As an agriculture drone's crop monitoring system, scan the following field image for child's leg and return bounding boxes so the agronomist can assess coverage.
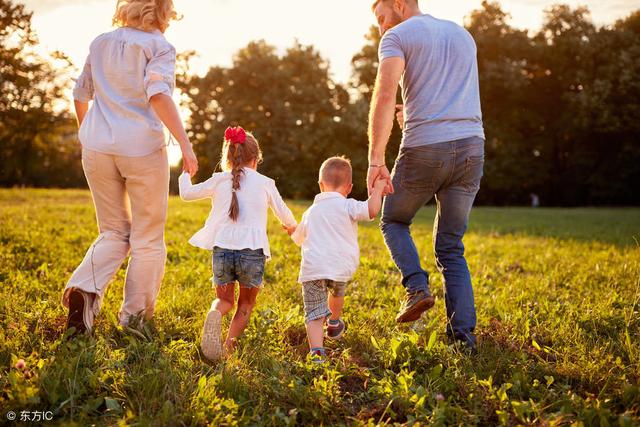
[326,282,347,340]
[211,283,235,315]
[328,295,344,321]
[225,286,260,351]
[305,318,325,349]
[202,282,235,361]
[328,281,347,320]
[302,280,332,352]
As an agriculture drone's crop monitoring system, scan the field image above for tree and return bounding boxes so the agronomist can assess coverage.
[0,0,82,187]
[466,1,541,204]
[178,40,356,198]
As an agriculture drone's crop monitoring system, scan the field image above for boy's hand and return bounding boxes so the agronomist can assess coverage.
[373,177,387,194]
[283,224,297,236]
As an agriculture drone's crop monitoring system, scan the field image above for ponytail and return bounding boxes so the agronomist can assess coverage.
[228,144,243,221]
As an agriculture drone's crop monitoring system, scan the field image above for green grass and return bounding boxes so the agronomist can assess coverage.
[1,188,639,426]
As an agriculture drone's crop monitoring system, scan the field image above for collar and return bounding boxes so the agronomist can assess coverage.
[313,192,346,203]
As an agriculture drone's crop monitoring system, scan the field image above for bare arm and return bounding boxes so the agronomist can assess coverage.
[149,93,198,176]
[74,100,89,127]
[367,178,387,219]
[367,57,405,194]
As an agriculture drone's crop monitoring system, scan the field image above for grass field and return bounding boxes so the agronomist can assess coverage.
[1,189,639,426]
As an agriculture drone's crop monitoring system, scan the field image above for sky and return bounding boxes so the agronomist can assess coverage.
[27,0,639,83]
[24,0,639,165]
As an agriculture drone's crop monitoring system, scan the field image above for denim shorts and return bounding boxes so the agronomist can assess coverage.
[212,247,266,288]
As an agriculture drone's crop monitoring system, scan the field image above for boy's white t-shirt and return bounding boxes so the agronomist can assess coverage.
[292,192,371,283]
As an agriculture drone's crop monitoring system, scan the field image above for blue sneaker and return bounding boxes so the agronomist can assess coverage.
[326,318,346,340]
[308,347,326,364]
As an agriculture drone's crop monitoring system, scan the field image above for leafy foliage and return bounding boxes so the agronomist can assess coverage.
[0,0,82,188]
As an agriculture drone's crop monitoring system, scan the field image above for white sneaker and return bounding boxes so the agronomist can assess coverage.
[201,310,223,361]
[66,289,95,335]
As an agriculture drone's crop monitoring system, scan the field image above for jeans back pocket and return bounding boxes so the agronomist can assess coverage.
[400,152,447,194]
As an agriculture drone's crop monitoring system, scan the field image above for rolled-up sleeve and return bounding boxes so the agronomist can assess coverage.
[144,43,176,100]
[73,55,94,102]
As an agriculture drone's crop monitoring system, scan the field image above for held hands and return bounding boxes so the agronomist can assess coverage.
[181,143,199,177]
[283,224,297,236]
[373,176,387,194]
[367,164,394,197]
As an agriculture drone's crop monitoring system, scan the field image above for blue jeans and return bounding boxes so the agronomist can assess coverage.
[381,136,484,345]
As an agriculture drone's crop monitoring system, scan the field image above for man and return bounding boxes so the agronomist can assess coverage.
[368,0,485,351]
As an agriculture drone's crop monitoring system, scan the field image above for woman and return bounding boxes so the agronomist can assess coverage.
[63,0,198,334]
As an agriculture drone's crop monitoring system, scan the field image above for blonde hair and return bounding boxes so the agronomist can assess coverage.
[112,0,179,32]
[319,156,352,189]
[220,131,263,221]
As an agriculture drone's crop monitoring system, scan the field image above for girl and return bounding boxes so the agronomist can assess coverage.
[64,0,198,335]
[179,126,296,360]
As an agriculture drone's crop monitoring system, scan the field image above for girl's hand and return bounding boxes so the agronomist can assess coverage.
[181,144,199,177]
[283,224,297,236]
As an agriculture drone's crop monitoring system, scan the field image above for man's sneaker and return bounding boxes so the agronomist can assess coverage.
[395,290,435,323]
[308,347,327,364]
[326,318,346,340]
[201,310,223,361]
[66,289,95,336]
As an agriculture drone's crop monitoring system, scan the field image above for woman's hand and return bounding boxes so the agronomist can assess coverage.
[181,143,198,177]
[74,100,89,128]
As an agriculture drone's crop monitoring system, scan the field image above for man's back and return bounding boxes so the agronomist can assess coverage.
[379,14,484,147]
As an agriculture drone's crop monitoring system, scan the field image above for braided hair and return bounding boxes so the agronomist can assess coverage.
[220,128,262,221]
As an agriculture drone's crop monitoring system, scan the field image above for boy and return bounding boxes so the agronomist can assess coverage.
[292,156,386,362]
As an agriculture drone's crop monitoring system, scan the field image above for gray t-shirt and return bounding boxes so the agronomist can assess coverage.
[379,14,484,147]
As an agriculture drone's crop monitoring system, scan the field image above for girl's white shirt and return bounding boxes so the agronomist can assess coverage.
[179,169,296,259]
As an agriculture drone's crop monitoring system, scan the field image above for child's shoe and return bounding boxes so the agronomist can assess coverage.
[326,318,346,340]
[308,347,327,364]
[201,310,223,361]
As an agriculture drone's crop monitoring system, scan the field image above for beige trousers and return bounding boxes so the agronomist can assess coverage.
[62,147,169,326]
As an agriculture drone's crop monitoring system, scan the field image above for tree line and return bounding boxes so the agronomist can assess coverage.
[1,0,639,205]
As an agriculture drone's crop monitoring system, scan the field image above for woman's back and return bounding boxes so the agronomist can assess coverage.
[74,27,176,156]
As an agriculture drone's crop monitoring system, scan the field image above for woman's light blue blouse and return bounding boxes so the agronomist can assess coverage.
[73,27,176,157]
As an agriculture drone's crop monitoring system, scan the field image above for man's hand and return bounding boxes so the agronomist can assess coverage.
[367,164,394,196]
[395,104,404,128]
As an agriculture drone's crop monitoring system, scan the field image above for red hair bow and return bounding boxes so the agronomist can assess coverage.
[224,126,247,144]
